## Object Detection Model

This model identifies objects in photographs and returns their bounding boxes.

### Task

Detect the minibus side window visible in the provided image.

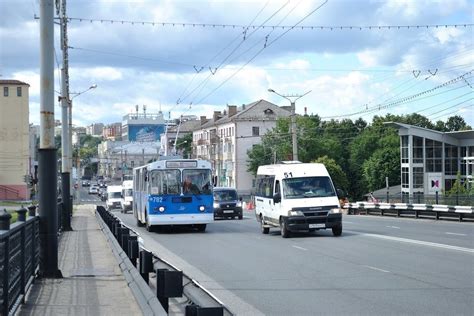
[274,180,280,195]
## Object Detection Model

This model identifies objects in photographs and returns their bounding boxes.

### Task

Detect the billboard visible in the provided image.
[128,124,165,142]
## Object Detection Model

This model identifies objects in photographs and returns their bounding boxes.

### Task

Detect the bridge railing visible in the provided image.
[0,206,40,316]
[344,202,474,221]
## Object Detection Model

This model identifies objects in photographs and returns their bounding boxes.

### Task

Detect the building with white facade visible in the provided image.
[98,140,161,181]
[0,80,30,200]
[388,122,474,200]
[193,100,291,195]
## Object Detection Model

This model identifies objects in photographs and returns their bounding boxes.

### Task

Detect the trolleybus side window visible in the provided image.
[150,170,180,195]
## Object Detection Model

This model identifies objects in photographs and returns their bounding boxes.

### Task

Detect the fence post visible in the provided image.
[17,207,27,301]
[27,205,36,217]
[0,209,12,230]
[139,250,153,284]
[1,209,12,315]
[435,191,439,205]
[128,236,138,266]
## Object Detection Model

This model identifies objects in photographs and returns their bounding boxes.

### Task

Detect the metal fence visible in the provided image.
[368,193,474,206]
[0,206,40,316]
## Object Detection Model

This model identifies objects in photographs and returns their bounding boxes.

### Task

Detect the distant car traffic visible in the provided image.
[88,185,99,194]
[82,180,90,187]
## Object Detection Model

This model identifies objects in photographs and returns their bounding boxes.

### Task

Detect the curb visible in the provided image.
[95,210,167,316]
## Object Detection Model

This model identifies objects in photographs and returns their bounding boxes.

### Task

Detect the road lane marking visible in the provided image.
[292,245,307,251]
[386,225,400,229]
[362,233,474,254]
[445,232,467,236]
[344,221,354,224]
[363,265,390,273]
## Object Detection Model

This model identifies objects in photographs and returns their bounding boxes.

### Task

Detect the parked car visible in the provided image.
[213,187,243,220]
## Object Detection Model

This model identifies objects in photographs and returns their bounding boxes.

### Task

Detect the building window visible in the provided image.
[413,167,424,189]
[426,139,442,172]
[17,87,22,97]
[402,167,409,189]
[444,144,458,176]
[3,87,8,97]
[401,136,409,164]
[252,126,259,136]
[412,136,423,163]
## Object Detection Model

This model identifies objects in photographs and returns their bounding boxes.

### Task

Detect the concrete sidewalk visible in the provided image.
[19,205,142,315]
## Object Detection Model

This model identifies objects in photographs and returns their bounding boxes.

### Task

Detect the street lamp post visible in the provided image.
[268,88,311,161]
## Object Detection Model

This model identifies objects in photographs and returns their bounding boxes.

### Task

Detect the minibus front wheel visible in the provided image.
[280,218,290,238]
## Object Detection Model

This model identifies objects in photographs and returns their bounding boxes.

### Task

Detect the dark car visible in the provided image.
[213,187,243,220]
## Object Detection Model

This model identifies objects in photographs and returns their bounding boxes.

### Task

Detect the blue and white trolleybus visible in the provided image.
[133,159,214,232]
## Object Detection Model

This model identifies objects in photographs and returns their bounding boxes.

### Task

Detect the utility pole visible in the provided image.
[59,0,72,231]
[39,0,62,278]
[268,89,311,162]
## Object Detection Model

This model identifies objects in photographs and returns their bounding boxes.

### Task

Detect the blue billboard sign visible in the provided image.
[128,124,165,142]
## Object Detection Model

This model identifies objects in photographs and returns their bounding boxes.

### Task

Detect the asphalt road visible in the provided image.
[110,208,474,316]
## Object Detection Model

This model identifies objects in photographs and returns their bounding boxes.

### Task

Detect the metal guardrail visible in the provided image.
[344,202,474,221]
[0,206,40,316]
[96,205,233,316]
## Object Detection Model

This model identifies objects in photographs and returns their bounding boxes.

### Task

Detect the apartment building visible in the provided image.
[193,99,291,195]
[0,80,30,200]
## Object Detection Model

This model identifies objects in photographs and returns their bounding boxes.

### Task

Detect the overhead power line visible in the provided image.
[321,70,473,119]
[63,17,473,31]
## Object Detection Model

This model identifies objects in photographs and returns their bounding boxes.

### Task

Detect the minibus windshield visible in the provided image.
[282,176,336,199]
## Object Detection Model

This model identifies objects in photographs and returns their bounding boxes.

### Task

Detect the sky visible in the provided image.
[1,0,473,128]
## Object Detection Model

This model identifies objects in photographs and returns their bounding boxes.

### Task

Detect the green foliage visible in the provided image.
[176,133,193,158]
[311,156,349,191]
[447,172,467,195]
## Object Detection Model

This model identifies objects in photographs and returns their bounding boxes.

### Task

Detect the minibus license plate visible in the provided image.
[309,223,325,228]
[223,210,234,213]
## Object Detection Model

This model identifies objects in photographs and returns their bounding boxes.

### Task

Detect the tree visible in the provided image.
[362,144,400,192]
[312,156,349,192]
[445,115,471,131]
[176,133,193,158]
[447,172,467,196]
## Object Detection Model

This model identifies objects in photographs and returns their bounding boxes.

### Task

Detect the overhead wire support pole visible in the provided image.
[60,0,72,231]
[39,0,62,278]
[268,89,311,162]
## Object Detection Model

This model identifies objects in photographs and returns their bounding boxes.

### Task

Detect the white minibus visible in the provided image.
[120,180,133,213]
[255,162,342,238]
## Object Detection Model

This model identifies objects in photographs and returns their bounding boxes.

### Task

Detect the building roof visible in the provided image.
[199,99,290,129]
[446,129,474,139]
[166,119,201,133]
[385,121,474,141]
[0,80,30,86]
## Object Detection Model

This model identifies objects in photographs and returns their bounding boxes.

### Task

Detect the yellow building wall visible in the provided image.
[0,83,29,199]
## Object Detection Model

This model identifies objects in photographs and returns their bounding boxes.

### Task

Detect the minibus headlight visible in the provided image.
[288,210,304,216]
[329,208,341,214]
[213,202,220,209]
[199,205,205,212]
